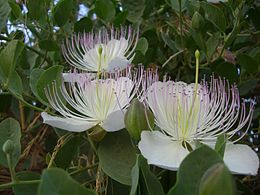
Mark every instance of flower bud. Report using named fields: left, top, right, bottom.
left=124, top=98, right=154, bottom=140
left=192, top=11, right=204, bottom=30
left=2, top=139, right=15, bottom=154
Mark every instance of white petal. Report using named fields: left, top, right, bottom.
left=100, top=110, right=125, bottom=132
left=224, top=143, right=259, bottom=175
left=41, top=112, right=98, bottom=132
left=107, top=57, right=129, bottom=71
left=138, top=131, right=189, bottom=170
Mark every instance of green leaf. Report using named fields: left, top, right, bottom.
left=53, top=0, right=73, bottom=27
left=161, top=32, right=177, bottom=52
left=238, top=79, right=258, bottom=96
left=168, top=145, right=223, bottom=195
left=7, top=70, right=23, bottom=98
left=8, top=0, right=22, bottom=20
left=122, top=0, right=145, bottom=23
left=27, top=0, right=45, bottom=20
left=54, top=136, right=83, bottom=169
left=212, top=61, right=239, bottom=83
left=30, top=68, right=45, bottom=102
left=0, top=118, right=21, bottom=168
left=38, top=168, right=97, bottom=195
left=0, top=40, right=24, bottom=82
left=201, top=2, right=226, bottom=32
left=192, top=11, right=204, bottom=30
left=113, top=11, right=128, bottom=27
left=0, top=0, right=11, bottom=32
left=171, top=0, right=187, bottom=12
left=130, top=155, right=140, bottom=195
left=237, top=54, right=258, bottom=74
left=36, top=65, right=63, bottom=104
left=199, top=163, right=236, bottom=195
left=39, top=40, right=59, bottom=51
left=248, top=7, right=260, bottom=30
left=13, top=171, right=40, bottom=195
left=98, top=131, right=136, bottom=185
left=130, top=155, right=164, bottom=195
left=214, top=134, right=227, bottom=158
left=135, top=38, right=149, bottom=57
left=74, top=17, right=93, bottom=33
left=206, top=33, right=220, bottom=60
left=139, top=155, right=164, bottom=195
left=95, top=0, right=115, bottom=22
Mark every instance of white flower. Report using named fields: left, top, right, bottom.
left=62, top=26, right=138, bottom=72
left=138, top=78, right=259, bottom=175
left=41, top=68, right=141, bottom=132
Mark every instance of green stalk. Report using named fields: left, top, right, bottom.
left=0, top=180, right=41, bottom=190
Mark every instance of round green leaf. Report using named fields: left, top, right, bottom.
left=135, top=38, right=149, bottom=56
left=0, top=118, right=21, bottom=168
left=39, top=40, right=59, bottom=51
left=36, top=65, right=63, bottom=104
left=237, top=54, right=258, bottom=74
left=212, top=61, right=239, bottom=83
left=95, top=0, right=115, bottom=22
left=199, top=163, right=236, bottom=195
left=168, top=146, right=223, bottom=195
left=121, top=0, right=145, bottom=23
left=0, top=0, right=11, bottom=32
left=201, top=2, right=226, bottom=32
left=74, top=17, right=93, bottom=33
left=13, top=171, right=41, bottom=195
left=27, top=0, right=45, bottom=20
left=53, top=0, right=74, bottom=27
left=38, top=168, right=97, bottom=195
left=98, top=131, right=136, bottom=185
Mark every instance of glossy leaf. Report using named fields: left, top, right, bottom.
left=53, top=0, right=73, bottom=27
left=7, top=70, right=23, bottom=98
left=0, top=118, right=21, bottom=168
left=0, top=40, right=24, bottom=81
left=135, top=38, right=149, bottom=56
left=199, top=163, right=236, bottom=195
left=95, top=0, right=115, bottom=22
left=122, top=0, right=145, bottom=23
left=8, top=0, right=22, bottom=20
left=168, top=146, right=223, bottom=195
left=36, top=65, right=63, bottom=104
left=214, top=134, right=227, bottom=158
left=74, top=17, right=93, bottom=33
left=30, top=68, right=45, bottom=103
left=130, top=155, right=164, bottom=195
left=98, top=130, right=136, bottom=185
left=237, top=54, right=258, bottom=74
left=54, top=136, right=83, bottom=169
left=39, top=40, right=59, bottom=51
left=38, top=168, right=97, bottom=195
left=0, top=0, right=11, bottom=31
left=13, top=171, right=40, bottom=195
left=212, top=61, right=239, bottom=83
left=201, top=2, right=226, bottom=32
left=27, top=0, right=45, bottom=20
left=171, top=0, right=187, bottom=12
